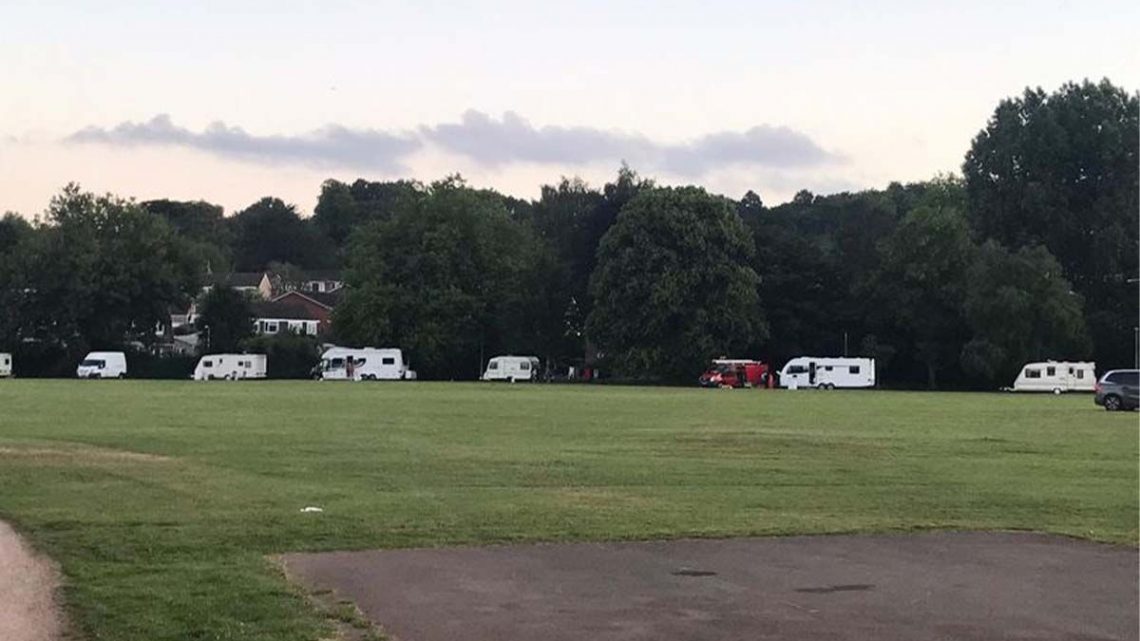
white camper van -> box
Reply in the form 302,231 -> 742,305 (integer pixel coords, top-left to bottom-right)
0,352 -> 11,378
193,354 -> 267,380
779,356 -> 875,389
316,347 -> 413,381
76,351 -> 128,379
1009,361 -> 1096,393
482,355 -> 541,382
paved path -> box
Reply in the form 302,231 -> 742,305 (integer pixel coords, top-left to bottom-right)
283,531 -> 1138,641
0,520 -> 63,641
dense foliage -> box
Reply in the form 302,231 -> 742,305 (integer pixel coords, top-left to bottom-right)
0,79 -> 1135,386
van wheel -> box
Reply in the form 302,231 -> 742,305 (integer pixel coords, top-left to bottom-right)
1104,395 -> 1122,411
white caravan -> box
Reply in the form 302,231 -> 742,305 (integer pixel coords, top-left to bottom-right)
779,356 -> 875,389
193,354 -> 267,380
482,355 -> 541,382
0,352 -> 11,377
76,351 -> 128,379
1009,361 -> 1096,393
317,347 -> 413,381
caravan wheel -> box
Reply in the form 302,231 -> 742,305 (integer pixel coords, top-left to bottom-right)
1051,387 -> 1062,395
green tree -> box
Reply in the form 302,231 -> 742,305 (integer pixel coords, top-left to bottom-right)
872,178 -> 974,389
963,79 -> 1138,368
587,186 -> 765,381
230,197 -> 336,271
960,241 -> 1091,386
196,284 -> 255,353
334,177 -> 548,379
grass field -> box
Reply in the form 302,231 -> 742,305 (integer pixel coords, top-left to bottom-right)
0,380 -> 1135,640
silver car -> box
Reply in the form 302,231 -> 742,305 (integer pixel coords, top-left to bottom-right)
1093,369 -> 1139,411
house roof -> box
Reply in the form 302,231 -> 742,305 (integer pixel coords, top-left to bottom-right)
253,300 -> 322,321
224,272 -> 266,288
272,289 -> 343,309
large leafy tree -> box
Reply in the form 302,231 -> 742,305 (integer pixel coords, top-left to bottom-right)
334,177 -> 550,379
196,284 -> 255,353
872,178 -> 975,389
229,197 -> 336,271
963,79 -> 1138,368
587,186 -> 765,381
0,184 -> 201,352
960,241 -> 1091,386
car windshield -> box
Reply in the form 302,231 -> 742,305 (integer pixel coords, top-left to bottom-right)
81,359 -> 105,368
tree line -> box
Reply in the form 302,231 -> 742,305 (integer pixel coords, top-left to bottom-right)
1,79 -> 1136,386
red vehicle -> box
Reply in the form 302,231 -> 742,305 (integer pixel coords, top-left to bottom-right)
698,359 -> 771,388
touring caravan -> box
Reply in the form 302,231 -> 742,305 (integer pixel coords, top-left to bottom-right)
193,354 -> 267,380
0,352 -> 11,378
482,355 -> 541,382
1009,361 -> 1096,393
316,347 -> 413,381
778,356 -> 875,389
76,351 -> 128,379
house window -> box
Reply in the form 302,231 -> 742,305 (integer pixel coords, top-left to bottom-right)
849,365 -> 860,374
1025,369 -> 1041,379
1046,366 -> 1056,376
382,357 -> 395,365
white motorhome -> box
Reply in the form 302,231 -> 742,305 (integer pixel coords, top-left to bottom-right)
778,356 -> 875,389
1009,361 -> 1096,393
316,347 -> 413,381
76,351 -> 128,379
482,355 -> 541,382
193,354 -> 267,380
0,352 -> 11,378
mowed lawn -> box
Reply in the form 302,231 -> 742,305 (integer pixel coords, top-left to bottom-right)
0,381 -> 1135,641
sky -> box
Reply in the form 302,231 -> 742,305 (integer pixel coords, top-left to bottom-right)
1,0 -> 1136,217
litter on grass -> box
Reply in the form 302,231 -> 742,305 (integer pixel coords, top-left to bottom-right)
300,506 -> 324,513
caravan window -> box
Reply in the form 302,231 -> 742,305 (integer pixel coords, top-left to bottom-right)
489,361 -> 499,370
520,361 -> 530,371
329,357 -> 345,369
203,360 -> 213,368
849,365 -> 861,374
1025,368 -> 1041,379
382,357 -> 395,365
824,366 -> 833,372
1046,366 -> 1056,376
786,365 -> 807,374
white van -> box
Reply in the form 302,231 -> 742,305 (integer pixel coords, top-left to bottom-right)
76,351 -> 128,379
0,352 -> 11,378
1009,361 -> 1095,393
482,355 -> 541,382
779,356 -> 875,389
193,354 -> 267,380
316,347 -> 413,381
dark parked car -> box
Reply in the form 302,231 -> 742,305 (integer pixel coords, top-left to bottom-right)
1093,369 -> 1139,411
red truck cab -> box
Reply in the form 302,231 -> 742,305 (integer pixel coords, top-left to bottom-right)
699,359 -> 770,388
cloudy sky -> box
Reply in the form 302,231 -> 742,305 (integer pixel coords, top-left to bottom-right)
1,0 -> 1136,216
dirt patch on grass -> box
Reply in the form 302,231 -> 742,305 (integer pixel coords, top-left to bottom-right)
0,445 -> 171,464
0,520 -> 64,641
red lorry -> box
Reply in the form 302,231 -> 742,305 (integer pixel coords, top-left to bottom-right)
698,359 -> 772,388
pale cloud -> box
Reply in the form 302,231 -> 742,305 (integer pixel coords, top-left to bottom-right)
66,114 -> 421,173
423,110 -> 841,176
65,112 -> 842,178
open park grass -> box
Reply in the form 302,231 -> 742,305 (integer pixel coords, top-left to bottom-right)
0,380 -> 1136,640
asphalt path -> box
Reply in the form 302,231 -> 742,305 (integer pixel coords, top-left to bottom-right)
283,531 -> 1137,641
